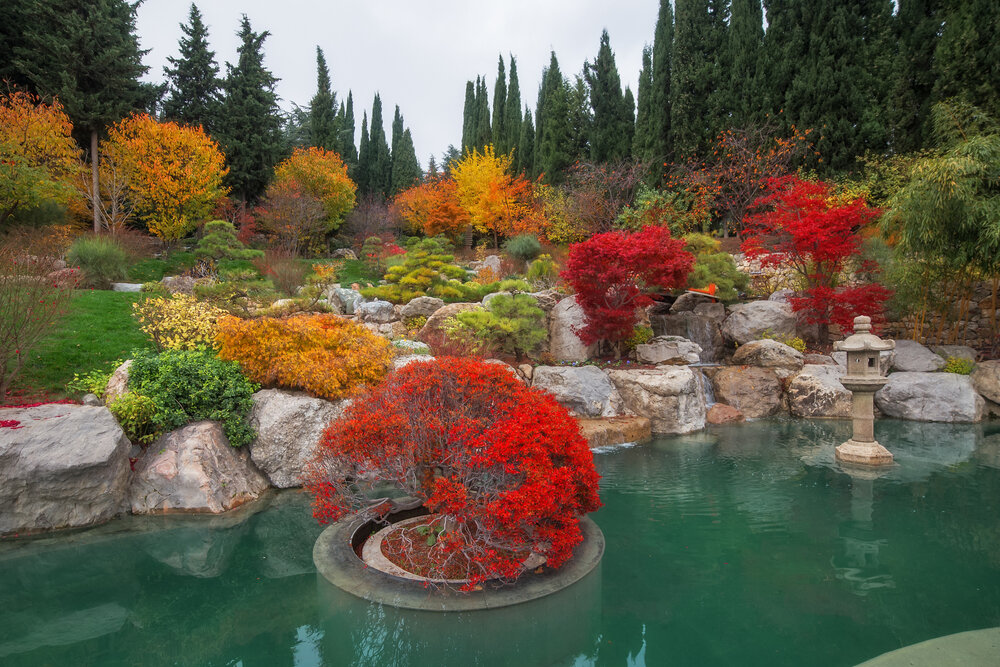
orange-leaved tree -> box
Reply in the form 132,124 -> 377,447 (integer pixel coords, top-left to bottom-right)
272,147 -> 356,229
394,176 -> 469,239
105,113 -> 228,241
0,90 -> 82,226
451,145 -> 544,244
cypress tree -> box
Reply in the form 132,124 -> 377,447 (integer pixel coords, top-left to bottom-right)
728,0 -> 765,127
357,112 -> 371,194
162,3 -> 221,134
888,0 -> 942,153
337,91 -> 359,172
309,46 -> 338,150
568,75 -> 592,163
932,0 -> 1000,120
518,108 -> 535,176
492,55 -> 508,153
0,0 -> 29,88
390,105 -> 404,162
504,56 -> 523,160
218,15 -> 284,203
15,0 -> 152,231
633,46 -> 655,162
705,0 -> 732,140
461,80 -> 476,153
534,52 -> 573,183
760,0 -> 808,126
391,128 -> 421,195
368,94 -> 392,198
474,76 -> 492,149
671,0 -> 716,157
651,0 -> 674,166
584,29 -> 634,162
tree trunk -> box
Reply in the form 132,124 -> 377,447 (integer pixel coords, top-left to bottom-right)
91,130 -> 100,233
463,225 -> 473,250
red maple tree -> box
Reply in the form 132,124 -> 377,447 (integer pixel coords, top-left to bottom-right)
305,357 -> 601,589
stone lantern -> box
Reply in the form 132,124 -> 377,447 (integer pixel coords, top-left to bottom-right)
833,316 -> 895,466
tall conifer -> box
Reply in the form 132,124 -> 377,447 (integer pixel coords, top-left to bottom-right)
728,0 -> 764,127
585,30 -> 634,162
932,0 -> 999,120
633,46 -> 655,162
461,80 -> 476,153
534,52 -> 573,183
492,56 -> 507,153
519,108 -> 535,176
474,77 -> 492,149
888,0 -> 941,153
651,0 -> 674,166
357,112 -> 371,194
391,128 -> 421,195
504,56 -> 523,160
309,46 -> 338,150
368,94 -> 392,198
162,4 -> 221,134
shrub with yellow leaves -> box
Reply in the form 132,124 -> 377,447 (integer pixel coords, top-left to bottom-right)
133,294 -> 226,350
215,314 -> 394,400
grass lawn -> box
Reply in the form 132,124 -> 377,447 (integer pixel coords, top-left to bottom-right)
127,251 -> 196,282
336,259 -> 382,287
12,290 -> 152,401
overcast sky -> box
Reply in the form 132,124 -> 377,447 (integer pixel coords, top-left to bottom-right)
135,0 -> 660,168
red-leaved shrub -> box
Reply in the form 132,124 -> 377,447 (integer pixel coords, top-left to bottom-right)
305,357 -> 601,589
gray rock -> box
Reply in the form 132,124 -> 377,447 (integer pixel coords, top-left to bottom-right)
768,289 -> 795,302
804,353 -> 836,365
932,345 -> 978,362
528,290 -> 560,313
669,291 -> 715,313
331,248 -> 358,260
111,282 -> 142,292
721,300 -> 797,346
606,367 -> 706,434
332,288 -> 363,315
103,360 -> 132,405
0,405 -> 131,535
392,354 -> 437,371
248,390 -> 351,488
417,302 -> 480,351
357,299 -> 397,324
787,365 -> 851,418
971,360 -> 1000,404
712,366 -> 784,419
732,339 -> 804,371
833,349 -> 895,375
160,275 -> 196,294
532,366 -> 625,418
635,335 -> 702,365
400,296 -> 445,319
549,295 -> 596,362
477,255 -> 502,278
82,393 -> 102,406
695,301 -> 726,318
650,306 -> 726,363
392,339 -> 432,355
890,339 -> 946,372
875,372 -> 984,423
129,421 -> 270,514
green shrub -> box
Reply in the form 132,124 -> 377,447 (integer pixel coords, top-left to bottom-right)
195,221 -> 264,262
127,348 -> 259,447
624,325 -> 654,351
504,234 -> 542,265
66,236 -> 129,288
683,233 -> 748,302
526,254 -> 558,289
195,277 -> 278,317
361,238 -> 473,304
140,281 -> 170,297
108,392 -> 159,445
942,356 -> 975,375
761,329 -> 807,353
66,361 -> 120,398
448,293 -> 547,360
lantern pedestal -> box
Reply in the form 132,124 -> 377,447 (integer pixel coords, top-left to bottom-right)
835,439 -> 894,466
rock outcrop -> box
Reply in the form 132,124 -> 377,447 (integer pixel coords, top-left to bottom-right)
890,339 -> 946,372
548,296 -> 596,362
635,336 -> 702,365
399,296 -> 445,319
650,302 -> 726,363
712,366 -> 784,419
532,366 -> 625,417
971,360 -> 1000,404
720,301 -> 797,346
606,367 -> 706,434
786,364 -> 852,418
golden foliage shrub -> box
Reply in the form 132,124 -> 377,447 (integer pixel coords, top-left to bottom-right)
215,314 -> 393,400
133,294 -> 226,350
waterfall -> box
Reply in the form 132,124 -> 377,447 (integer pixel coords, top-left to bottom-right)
697,369 -> 716,407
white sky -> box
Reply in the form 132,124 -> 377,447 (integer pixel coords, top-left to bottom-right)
135,0 -> 659,167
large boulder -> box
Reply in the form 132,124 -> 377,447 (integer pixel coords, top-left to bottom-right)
392,354 -> 437,371
732,339 -> 804,371
103,360 -> 132,405
890,339 -> 946,372
400,296 -> 445,319
392,339 -> 432,356
650,302 -> 726,363
417,302 -> 480,352
248,390 -> 351,488
712,366 -> 784,419
706,403 -> 745,424
606,367 -> 706,434
635,335 -> 702,365
331,288 -> 363,315
669,292 -> 716,313
0,404 -> 131,535
875,372 -> 985,423
786,364 -> 852,418
549,295 -> 597,362
357,299 -> 397,324
532,366 -> 625,417
971,360 -> 1000,404
931,345 -> 978,362
129,421 -> 269,514
721,301 -> 797,346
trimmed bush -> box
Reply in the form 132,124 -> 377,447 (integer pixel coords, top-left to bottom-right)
447,293 -> 548,360
66,235 -> 128,288
195,220 -> 264,262
216,314 -> 394,400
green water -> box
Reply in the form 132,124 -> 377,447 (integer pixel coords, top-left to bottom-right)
2,419 -> 999,666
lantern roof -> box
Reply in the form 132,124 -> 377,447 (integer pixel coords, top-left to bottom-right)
834,316 -> 895,352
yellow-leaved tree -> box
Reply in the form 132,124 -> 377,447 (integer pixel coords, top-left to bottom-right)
0,90 -> 82,226
105,114 -> 228,241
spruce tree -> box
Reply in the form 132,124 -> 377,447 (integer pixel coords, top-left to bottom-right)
15,0 -> 152,231
427,155 -> 439,178
461,80 -> 476,153
534,52 -> 574,183
162,3 -> 221,134
932,0 -> 999,120
585,30 -> 634,163
368,94 -> 392,198
357,112 -> 371,194
504,56 -> 523,161
651,0 -> 674,166
888,0 -> 942,153
218,15 -> 284,203
309,46 -> 338,150
492,56 -> 508,153
728,0 -> 765,127
518,108 -> 535,176
633,46 -> 655,162
391,128 -> 421,195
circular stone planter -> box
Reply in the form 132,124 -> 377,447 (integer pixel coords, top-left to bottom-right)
313,508 -> 604,612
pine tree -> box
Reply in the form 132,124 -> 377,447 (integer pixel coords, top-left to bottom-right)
534,52 -> 573,183
474,76 -> 492,149
218,15 -> 284,203
162,3 -> 221,134
504,56 -> 523,161
888,0 -> 942,153
15,0 -> 152,231
932,0 -> 1000,120
728,0 -> 765,127
368,93 -> 392,198
585,29 -> 634,162
633,46 -> 655,162
492,56 -> 508,153
391,128 -> 421,195
518,108 -> 535,176
461,80 -> 476,153
651,0 -> 674,167
309,46 -> 338,150
357,111 -> 371,194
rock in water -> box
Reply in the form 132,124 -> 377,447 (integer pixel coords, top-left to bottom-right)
532,366 -> 626,418
606,367 -> 706,434
875,373 -> 984,423
732,339 -> 805,371
786,365 -> 852,418
712,366 -> 784,419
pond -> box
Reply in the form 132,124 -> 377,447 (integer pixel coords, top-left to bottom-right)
2,419 -> 999,666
